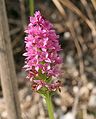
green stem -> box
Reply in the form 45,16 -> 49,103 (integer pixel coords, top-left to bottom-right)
45,92 -> 55,119
29,0 -> 34,16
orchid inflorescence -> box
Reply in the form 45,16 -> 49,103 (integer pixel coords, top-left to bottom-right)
23,11 -> 62,95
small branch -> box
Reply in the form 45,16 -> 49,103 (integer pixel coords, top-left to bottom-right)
8,19 -> 21,25
59,0 -> 96,34
10,27 -> 22,35
19,0 -> 27,29
12,31 -> 23,48
91,0 -> 96,10
72,81 -> 81,117
52,0 -> 66,18
0,0 -> 21,119
67,12 -> 85,117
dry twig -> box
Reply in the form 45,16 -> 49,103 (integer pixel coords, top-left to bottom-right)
59,0 -> 96,35
52,0 -> 66,17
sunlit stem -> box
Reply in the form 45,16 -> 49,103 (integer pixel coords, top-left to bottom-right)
45,92 -> 55,119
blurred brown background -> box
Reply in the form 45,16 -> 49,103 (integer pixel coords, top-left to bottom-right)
0,0 -> 96,119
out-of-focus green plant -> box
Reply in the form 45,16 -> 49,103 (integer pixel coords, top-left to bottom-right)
29,0 -> 34,16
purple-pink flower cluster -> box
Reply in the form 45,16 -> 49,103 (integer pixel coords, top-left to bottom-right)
23,11 -> 62,92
